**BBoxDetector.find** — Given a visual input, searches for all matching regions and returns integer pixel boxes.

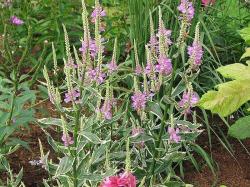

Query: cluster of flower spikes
[80,0,118,86]
[138,8,173,90]
[178,24,203,114]
[132,8,173,119]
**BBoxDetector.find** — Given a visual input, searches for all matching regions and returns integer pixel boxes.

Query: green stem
[29,43,48,86]
[7,69,18,126]
[73,108,80,187]
[17,26,32,74]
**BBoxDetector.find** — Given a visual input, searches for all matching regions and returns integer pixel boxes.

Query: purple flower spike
[10,16,24,25]
[131,91,148,111]
[87,68,106,84]
[158,28,172,46]
[66,59,78,69]
[64,89,80,103]
[100,100,112,120]
[135,64,143,75]
[107,59,118,73]
[177,0,195,22]
[145,62,155,75]
[79,39,100,58]
[168,127,181,143]
[91,6,106,23]
[61,133,74,147]
[156,56,172,75]
[187,41,203,68]
[178,91,199,114]
[149,35,159,52]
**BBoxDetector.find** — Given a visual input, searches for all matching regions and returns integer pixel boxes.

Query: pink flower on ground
[61,133,74,147]
[10,16,24,25]
[99,172,136,187]
[202,0,215,6]
[168,127,181,143]
[119,172,137,187]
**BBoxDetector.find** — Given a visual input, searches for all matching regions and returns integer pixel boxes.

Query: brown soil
[185,134,250,187]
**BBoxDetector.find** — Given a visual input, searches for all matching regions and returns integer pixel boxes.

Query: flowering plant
[38,0,207,186]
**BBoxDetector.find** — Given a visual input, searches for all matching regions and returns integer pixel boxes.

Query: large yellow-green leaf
[198,79,250,117]
[239,26,250,45]
[240,48,250,60]
[217,63,250,80]
[228,115,250,139]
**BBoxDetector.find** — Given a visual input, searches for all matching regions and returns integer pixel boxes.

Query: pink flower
[119,172,137,187]
[149,35,158,52]
[80,39,100,58]
[158,28,172,46]
[202,0,215,6]
[131,91,147,112]
[100,100,113,120]
[187,41,203,68]
[107,59,118,73]
[87,68,106,84]
[61,133,74,147]
[99,172,136,187]
[168,127,181,143]
[10,16,24,25]
[156,56,172,75]
[144,61,155,75]
[177,0,195,22]
[178,91,199,114]
[135,64,143,75]
[64,89,80,103]
[91,6,106,23]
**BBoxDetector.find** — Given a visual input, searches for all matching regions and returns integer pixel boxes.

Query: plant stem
[73,108,80,187]
[7,69,18,126]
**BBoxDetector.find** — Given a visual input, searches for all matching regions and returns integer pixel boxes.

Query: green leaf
[199,79,250,116]
[80,131,101,144]
[228,115,250,139]
[241,48,250,60]
[38,118,62,127]
[239,26,250,45]
[147,101,163,119]
[217,63,250,80]
[55,156,73,177]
